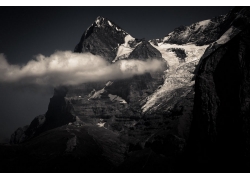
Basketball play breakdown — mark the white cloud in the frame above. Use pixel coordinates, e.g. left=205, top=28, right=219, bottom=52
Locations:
left=0, top=51, right=167, bottom=86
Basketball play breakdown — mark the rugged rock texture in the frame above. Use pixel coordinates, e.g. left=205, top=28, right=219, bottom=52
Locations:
left=163, top=15, right=225, bottom=45
left=74, top=16, right=128, bottom=62
left=10, top=125, right=29, bottom=144
left=6, top=7, right=250, bottom=173
left=10, top=87, right=76, bottom=143
left=162, top=7, right=248, bottom=46
left=2, top=124, right=127, bottom=172
left=128, top=40, right=163, bottom=60
left=188, top=7, right=250, bottom=172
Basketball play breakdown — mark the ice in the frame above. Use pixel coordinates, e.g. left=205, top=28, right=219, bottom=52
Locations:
left=108, top=20, right=113, bottom=27
left=124, top=35, right=135, bottom=47
left=114, top=34, right=135, bottom=61
left=142, top=42, right=209, bottom=112
left=114, top=46, right=133, bottom=62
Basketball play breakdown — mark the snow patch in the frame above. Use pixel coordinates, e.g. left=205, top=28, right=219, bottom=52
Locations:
left=108, top=94, right=127, bottom=104
left=143, top=43, right=208, bottom=113
left=105, top=81, right=113, bottom=86
left=116, top=27, right=121, bottom=31
left=113, top=34, right=135, bottom=62
left=97, top=122, right=106, bottom=128
left=150, top=42, right=208, bottom=67
left=124, top=35, right=135, bottom=47
left=216, top=26, right=238, bottom=44
left=108, top=20, right=113, bottom=27
left=88, top=88, right=105, bottom=100
left=97, top=119, right=107, bottom=129
left=95, top=19, right=100, bottom=27
left=163, top=32, right=173, bottom=42
left=195, top=19, right=211, bottom=31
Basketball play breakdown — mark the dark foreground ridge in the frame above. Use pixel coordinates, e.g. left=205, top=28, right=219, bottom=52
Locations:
left=2, top=7, right=250, bottom=173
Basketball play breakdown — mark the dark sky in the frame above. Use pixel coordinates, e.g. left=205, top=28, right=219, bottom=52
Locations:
left=0, top=6, right=233, bottom=64
left=0, top=6, right=233, bottom=142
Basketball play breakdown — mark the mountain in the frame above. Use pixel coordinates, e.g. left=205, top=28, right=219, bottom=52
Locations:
left=4, top=7, right=250, bottom=173
left=154, top=7, right=244, bottom=46
left=187, top=6, right=250, bottom=172
left=74, top=16, right=129, bottom=62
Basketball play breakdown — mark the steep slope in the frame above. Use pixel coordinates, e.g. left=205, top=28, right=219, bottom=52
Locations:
left=10, top=87, right=76, bottom=143
left=128, top=40, right=163, bottom=60
left=187, top=6, right=250, bottom=172
left=162, top=15, right=226, bottom=45
left=7, top=7, right=250, bottom=173
left=74, top=16, right=128, bottom=62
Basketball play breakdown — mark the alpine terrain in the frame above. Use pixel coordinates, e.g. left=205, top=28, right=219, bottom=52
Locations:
left=1, top=7, right=250, bottom=172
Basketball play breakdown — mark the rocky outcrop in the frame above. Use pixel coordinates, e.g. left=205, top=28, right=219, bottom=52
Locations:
left=128, top=40, right=163, bottom=60
left=10, top=125, right=29, bottom=144
left=159, top=7, right=250, bottom=46
left=188, top=7, right=250, bottom=172
left=74, top=16, right=128, bottom=62
left=7, top=7, right=250, bottom=172
left=10, top=87, right=76, bottom=144
left=163, top=14, right=226, bottom=45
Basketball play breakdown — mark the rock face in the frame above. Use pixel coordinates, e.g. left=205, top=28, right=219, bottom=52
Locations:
left=188, top=6, right=250, bottom=172
left=10, top=125, right=29, bottom=144
left=6, top=7, right=250, bottom=173
left=128, top=40, right=163, bottom=60
left=10, top=87, right=76, bottom=143
left=74, top=16, right=128, bottom=62
left=163, top=15, right=225, bottom=45
left=162, top=7, right=248, bottom=46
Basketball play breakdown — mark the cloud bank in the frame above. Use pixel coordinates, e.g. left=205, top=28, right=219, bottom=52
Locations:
left=0, top=51, right=167, bottom=86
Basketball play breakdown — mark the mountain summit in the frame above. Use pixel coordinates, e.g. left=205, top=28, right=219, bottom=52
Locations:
left=74, top=16, right=128, bottom=62
left=5, top=7, right=250, bottom=173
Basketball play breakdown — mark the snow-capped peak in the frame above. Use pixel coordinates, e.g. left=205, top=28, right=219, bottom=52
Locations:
left=95, top=16, right=105, bottom=27
left=193, top=19, right=211, bottom=31
left=93, top=16, right=126, bottom=33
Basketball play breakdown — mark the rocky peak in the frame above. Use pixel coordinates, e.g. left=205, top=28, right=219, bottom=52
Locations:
left=95, top=16, right=106, bottom=26
left=74, top=16, right=128, bottom=62
left=128, top=40, right=164, bottom=60
left=93, top=16, right=121, bottom=29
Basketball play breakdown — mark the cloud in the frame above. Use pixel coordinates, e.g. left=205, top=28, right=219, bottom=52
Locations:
left=0, top=51, right=167, bottom=86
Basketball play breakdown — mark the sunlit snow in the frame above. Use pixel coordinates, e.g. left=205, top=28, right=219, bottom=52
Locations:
left=97, top=119, right=107, bottom=129
left=113, top=35, right=135, bottom=62
left=216, top=26, right=240, bottom=44
left=195, top=19, right=211, bottom=31
left=108, top=20, right=113, bottom=27
left=142, top=42, right=209, bottom=113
